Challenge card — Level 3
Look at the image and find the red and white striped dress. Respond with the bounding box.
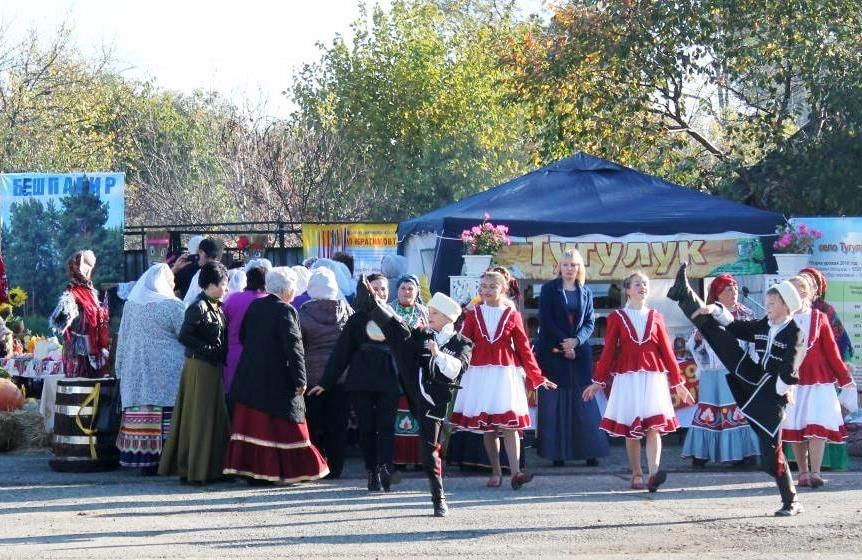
[593,307,683,439]
[782,309,853,443]
[450,304,547,432]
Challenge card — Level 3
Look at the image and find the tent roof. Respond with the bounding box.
[398,152,783,238]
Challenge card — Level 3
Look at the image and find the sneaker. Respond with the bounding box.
[774,502,804,517]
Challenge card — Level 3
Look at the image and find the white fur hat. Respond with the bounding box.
[773,280,803,314]
[428,292,461,323]
[307,268,339,300]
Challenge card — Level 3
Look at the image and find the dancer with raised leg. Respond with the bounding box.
[667,264,806,516]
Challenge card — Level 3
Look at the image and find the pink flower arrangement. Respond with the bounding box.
[773,222,822,254]
[460,213,512,255]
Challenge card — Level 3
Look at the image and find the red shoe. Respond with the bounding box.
[630,474,645,490]
[797,474,810,488]
[647,470,667,493]
[511,471,534,490]
[486,474,502,488]
[809,473,825,488]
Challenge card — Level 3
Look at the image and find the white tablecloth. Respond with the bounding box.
[38,374,68,433]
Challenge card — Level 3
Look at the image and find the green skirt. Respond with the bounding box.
[784,441,850,471]
[158,358,230,482]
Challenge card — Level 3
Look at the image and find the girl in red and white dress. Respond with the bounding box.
[783,275,857,488]
[583,271,694,492]
[450,270,557,489]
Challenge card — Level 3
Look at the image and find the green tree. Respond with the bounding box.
[3,199,61,316]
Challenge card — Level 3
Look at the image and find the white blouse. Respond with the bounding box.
[622,306,650,341]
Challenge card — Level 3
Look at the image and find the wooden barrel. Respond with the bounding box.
[49,377,119,472]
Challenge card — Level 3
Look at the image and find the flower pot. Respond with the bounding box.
[774,253,810,276]
[462,254,493,277]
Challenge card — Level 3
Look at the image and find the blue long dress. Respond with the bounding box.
[536,279,609,462]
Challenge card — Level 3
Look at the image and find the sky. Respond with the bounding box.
[0,0,549,119]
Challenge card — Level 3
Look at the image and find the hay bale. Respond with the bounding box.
[11,408,50,449]
[0,413,19,452]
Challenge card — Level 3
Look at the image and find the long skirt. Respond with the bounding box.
[158,358,230,483]
[682,368,760,463]
[392,395,422,466]
[223,402,329,483]
[116,406,173,468]
[600,371,679,439]
[537,386,609,461]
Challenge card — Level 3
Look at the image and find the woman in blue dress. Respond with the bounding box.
[536,249,609,465]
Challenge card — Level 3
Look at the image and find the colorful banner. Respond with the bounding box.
[302,223,398,278]
[794,217,862,367]
[0,172,125,316]
[493,234,766,281]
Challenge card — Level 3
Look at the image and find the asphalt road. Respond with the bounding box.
[1,449,861,559]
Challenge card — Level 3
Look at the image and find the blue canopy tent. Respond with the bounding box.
[398,152,784,293]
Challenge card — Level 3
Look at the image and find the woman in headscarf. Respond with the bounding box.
[300,268,353,478]
[223,259,272,402]
[50,250,111,378]
[682,274,761,467]
[311,258,355,303]
[226,268,247,296]
[224,267,330,484]
[290,265,312,309]
[115,264,185,474]
[390,274,429,469]
[159,262,231,485]
[800,267,853,361]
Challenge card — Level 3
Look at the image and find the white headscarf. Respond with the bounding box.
[127,264,179,305]
[307,268,339,300]
[245,258,273,273]
[311,258,355,298]
[227,269,247,294]
[292,265,311,295]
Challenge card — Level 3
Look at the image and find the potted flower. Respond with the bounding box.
[459,213,511,276]
[772,222,822,275]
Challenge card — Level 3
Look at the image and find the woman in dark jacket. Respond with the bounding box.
[309,273,401,492]
[536,249,609,465]
[300,268,353,478]
[224,267,330,484]
[159,262,232,484]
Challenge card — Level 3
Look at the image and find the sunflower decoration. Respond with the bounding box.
[8,288,27,309]
[0,303,11,319]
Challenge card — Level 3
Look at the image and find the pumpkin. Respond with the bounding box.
[0,379,24,412]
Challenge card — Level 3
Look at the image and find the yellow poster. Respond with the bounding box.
[302,223,398,277]
[493,235,765,281]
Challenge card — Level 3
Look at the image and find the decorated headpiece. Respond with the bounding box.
[799,267,826,298]
[707,274,737,304]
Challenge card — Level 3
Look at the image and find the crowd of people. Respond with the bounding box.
[47,240,858,518]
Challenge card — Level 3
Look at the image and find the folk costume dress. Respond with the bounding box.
[114,264,185,469]
[224,294,329,484]
[593,307,683,439]
[782,309,854,445]
[682,303,761,464]
[391,300,429,467]
[450,304,548,432]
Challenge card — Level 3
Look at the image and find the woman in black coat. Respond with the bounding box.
[224,267,329,485]
[309,273,401,492]
[536,249,609,465]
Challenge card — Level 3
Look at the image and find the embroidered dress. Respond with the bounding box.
[450,304,547,432]
[116,406,173,468]
[593,307,683,439]
[782,309,853,444]
[682,304,760,463]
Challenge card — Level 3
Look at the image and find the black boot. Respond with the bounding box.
[378,464,394,492]
[666,264,705,319]
[367,469,381,492]
[430,475,448,517]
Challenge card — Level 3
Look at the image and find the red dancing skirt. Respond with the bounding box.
[223,403,329,483]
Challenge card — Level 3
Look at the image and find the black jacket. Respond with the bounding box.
[724,316,804,437]
[369,303,473,420]
[179,293,226,365]
[230,294,307,422]
[320,310,400,393]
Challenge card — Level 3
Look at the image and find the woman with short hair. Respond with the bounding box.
[224,267,330,484]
